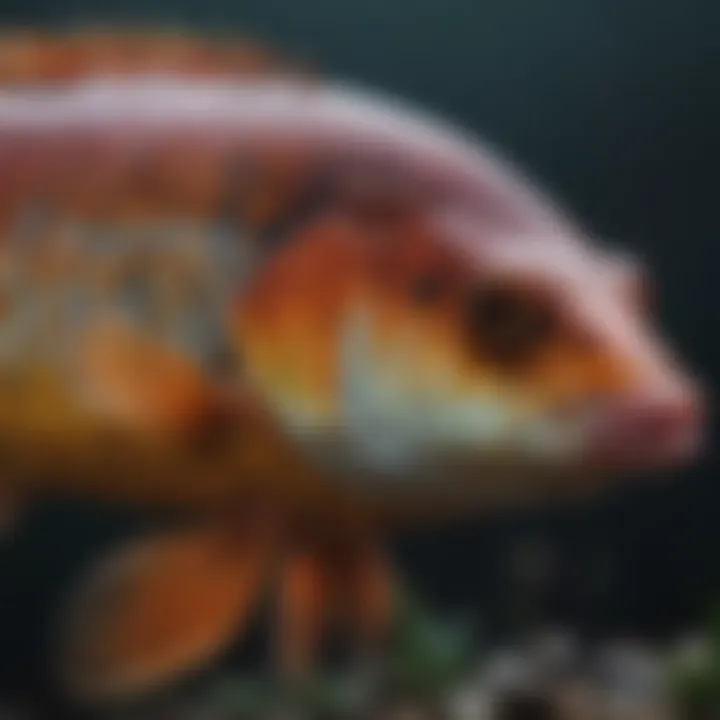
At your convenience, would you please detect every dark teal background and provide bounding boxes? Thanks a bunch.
[0,0,717,708]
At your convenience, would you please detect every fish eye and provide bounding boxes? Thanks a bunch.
[466,283,556,366]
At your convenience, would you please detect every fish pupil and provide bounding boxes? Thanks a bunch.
[466,284,554,366]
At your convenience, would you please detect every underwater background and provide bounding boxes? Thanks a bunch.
[0,0,717,714]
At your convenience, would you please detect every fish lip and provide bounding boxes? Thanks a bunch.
[578,397,705,474]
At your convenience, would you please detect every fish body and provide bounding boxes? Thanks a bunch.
[0,72,578,527]
[0,31,704,704]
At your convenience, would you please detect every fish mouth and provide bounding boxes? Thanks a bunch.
[581,388,706,473]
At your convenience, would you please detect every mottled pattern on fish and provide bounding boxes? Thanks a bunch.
[0,72,579,520]
[0,31,704,707]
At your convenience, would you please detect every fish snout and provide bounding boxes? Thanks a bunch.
[587,379,705,470]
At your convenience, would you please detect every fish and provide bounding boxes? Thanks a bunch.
[0,29,705,706]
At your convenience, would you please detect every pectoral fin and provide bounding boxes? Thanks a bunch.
[57,522,276,705]
[74,320,238,444]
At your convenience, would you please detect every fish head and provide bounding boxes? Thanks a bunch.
[332,206,705,495]
[238,194,704,502]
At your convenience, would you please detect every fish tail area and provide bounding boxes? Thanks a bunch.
[55,519,279,706]
[0,28,312,85]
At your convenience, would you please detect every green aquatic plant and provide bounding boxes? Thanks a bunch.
[383,585,479,698]
[201,584,481,718]
[666,605,720,717]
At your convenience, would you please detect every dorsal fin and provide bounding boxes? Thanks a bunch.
[0,29,325,237]
[0,28,311,86]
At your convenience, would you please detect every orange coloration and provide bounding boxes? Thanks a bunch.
[383,234,637,405]
[0,30,298,85]
[76,321,236,443]
[59,522,277,703]
[0,29,702,707]
[276,536,394,678]
[238,213,370,420]
[55,514,394,703]
[278,547,333,678]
